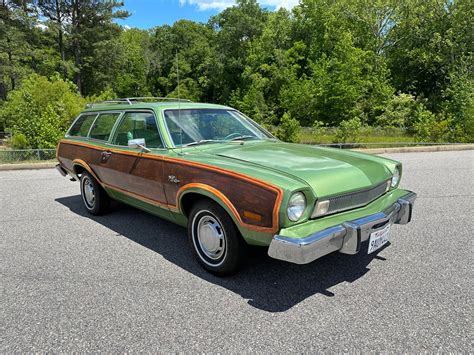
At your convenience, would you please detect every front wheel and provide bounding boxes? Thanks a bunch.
[80,171,110,215]
[188,200,244,276]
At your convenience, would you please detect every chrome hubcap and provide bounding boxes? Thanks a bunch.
[83,177,95,208]
[196,215,226,260]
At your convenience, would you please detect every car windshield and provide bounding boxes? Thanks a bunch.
[163,109,272,147]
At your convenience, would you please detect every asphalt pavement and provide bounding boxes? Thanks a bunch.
[0,150,473,352]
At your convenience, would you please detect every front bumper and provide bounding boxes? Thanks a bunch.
[268,191,417,264]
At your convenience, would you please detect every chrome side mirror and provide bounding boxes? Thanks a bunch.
[128,138,151,152]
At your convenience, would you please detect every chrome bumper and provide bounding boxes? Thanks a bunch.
[268,191,417,264]
[56,164,78,181]
[55,164,68,177]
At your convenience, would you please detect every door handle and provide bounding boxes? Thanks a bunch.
[101,151,112,162]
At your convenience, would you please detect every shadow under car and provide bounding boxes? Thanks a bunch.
[56,195,389,313]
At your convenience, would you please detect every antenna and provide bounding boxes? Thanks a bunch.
[177,50,183,155]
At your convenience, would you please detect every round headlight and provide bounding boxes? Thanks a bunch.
[391,167,400,188]
[287,192,306,222]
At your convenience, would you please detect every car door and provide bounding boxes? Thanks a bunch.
[103,110,169,210]
[86,111,122,181]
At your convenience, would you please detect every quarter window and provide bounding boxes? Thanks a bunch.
[68,114,97,137]
[89,113,121,141]
[112,112,163,148]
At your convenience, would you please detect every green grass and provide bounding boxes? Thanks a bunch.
[298,126,415,146]
[299,133,415,144]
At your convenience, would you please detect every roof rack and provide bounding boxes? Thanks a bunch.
[86,97,193,108]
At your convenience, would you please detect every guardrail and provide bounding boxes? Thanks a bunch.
[0,149,56,163]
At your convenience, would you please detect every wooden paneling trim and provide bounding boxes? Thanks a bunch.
[72,158,172,210]
[60,139,283,232]
[177,183,279,233]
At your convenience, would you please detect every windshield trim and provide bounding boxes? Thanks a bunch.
[161,108,273,148]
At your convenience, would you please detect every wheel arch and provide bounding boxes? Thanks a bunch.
[178,186,274,247]
[178,185,241,228]
[72,159,102,184]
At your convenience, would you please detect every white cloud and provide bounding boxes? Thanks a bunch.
[179,0,299,11]
[35,22,48,31]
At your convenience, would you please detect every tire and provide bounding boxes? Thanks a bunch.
[80,171,110,215]
[188,200,244,276]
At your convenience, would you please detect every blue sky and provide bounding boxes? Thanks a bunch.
[117,0,299,28]
[118,0,218,28]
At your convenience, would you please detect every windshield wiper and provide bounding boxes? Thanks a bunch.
[183,139,222,147]
[229,135,258,141]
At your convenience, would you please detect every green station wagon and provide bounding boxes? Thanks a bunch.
[56,97,417,275]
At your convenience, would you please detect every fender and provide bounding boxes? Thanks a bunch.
[177,183,279,233]
[72,159,102,184]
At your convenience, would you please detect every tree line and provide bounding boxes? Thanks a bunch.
[0,0,472,148]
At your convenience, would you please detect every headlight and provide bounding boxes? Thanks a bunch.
[287,192,306,222]
[311,200,330,218]
[391,167,401,188]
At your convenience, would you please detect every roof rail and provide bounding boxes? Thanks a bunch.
[86,97,193,108]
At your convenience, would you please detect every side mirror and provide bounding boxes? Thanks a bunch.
[128,138,146,148]
[128,138,151,152]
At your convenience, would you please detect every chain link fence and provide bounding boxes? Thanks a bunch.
[0,149,56,163]
[315,142,466,149]
[0,141,468,164]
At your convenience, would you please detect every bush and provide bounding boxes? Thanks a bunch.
[334,117,364,143]
[0,74,86,148]
[413,110,452,142]
[311,120,326,138]
[10,133,28,149]
[376,93,419,129]
[276,112,301,143]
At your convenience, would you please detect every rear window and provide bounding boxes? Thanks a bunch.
[89,112,121,141]
[68,114,97,137]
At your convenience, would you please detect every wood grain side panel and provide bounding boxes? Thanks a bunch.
[58,141,168,206]
[58,140,283,232]
[58,141,101,175]
[163,160,278,229]
[129,156,167,204]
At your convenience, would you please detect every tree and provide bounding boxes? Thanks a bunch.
[0,0,36,97]
[70,0,129,94]
[208,0,268,102]
[149,20,215,100]
[0,73,85,147]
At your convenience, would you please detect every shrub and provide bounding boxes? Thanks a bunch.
[334,117,364,143]
[376,93,419,129]
[10,133,28,149]
[0,74,86,148]
[312,120,326,137]
[413,110,452,142]
[276,112,301,143]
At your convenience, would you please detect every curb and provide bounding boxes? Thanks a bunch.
[0,162,57,171]
[353,144,474,155]
[0,144,472,171]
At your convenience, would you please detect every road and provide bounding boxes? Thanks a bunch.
[0,150,472,352]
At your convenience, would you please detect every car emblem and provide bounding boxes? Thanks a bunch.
[168,175,180,184]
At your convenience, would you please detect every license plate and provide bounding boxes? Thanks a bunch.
[368,224,391,254]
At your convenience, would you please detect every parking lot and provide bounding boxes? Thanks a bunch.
[0,150,472,352]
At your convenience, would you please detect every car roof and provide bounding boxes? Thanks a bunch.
[81,102,233,113]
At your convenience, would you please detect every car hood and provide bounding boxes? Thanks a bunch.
[211,141,393,197]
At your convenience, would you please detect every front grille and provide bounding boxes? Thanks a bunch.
[323,180,390,216]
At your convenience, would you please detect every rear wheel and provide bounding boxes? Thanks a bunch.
[188,200,244,276]
[80,171,110,215]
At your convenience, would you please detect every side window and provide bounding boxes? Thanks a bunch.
[112,112,164,148]
[89,112,121,141]
[68,114,97,137]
